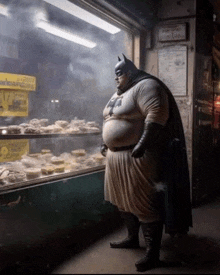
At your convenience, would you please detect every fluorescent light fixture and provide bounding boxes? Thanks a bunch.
[43,0,121,34]
[36,20,97,48]
[0,4,9,17]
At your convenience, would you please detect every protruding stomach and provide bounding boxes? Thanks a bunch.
[102,119,144,150]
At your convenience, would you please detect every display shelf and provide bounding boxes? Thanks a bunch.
[0,132,101,139]
[0,165,105,194]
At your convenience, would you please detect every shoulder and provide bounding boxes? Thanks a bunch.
[134,78,166,97]
[136,78,162,89]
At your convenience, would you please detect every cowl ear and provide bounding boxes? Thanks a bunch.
[122,53,128,61]
[118,56,121,61]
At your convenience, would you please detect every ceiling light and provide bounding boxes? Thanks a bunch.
[43,0,121,34]
[0,4,9,17]
[36,20,97,48]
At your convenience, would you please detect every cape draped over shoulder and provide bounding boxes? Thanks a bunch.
[126,70,192,234]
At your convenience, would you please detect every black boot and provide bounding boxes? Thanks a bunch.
[110,211,140,248]
[135,221,163,272]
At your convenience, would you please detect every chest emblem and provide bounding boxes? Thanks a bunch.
[107,96,123,116]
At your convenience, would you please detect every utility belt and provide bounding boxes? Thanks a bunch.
[110,144,136,152]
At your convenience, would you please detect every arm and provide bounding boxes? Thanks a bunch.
[131,122,163,158]
[131,79,169,158]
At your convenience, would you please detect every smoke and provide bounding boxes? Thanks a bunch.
[0,0,127,126]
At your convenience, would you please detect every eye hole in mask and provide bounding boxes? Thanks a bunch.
[115,70,124,77]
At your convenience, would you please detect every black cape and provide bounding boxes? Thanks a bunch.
[121,70,193,235]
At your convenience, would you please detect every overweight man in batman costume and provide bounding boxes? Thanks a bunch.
[101,54,192,272]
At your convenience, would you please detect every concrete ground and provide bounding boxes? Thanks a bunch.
[0,196,220,274]
[51,196,220,274]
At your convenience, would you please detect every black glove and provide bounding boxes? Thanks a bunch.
[100,143,108,157]
[131,122,163,158]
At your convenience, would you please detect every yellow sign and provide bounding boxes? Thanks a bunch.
[0,90,29,116]
[0,139,29,162]
[0,73,36,91]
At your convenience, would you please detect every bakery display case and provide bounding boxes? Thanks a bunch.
[0,131,105,191]
[0,72,105,191]
[0,113,105,191]
[0,0,140,264]
[0,0,131,192]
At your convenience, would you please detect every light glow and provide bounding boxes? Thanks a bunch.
[43,0,121,34]
[36,20,97,48]
[0,4,9,17]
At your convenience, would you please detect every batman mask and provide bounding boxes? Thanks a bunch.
[115,54,138,77]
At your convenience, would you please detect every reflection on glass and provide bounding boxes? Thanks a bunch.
[0,0,131,188]
[36,20,97,48]
[0,4,9,17]
[43,0,121,34]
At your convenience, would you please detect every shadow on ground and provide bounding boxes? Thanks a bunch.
[0,212,123,274]
[0,213,220,273]
[161,234,220,271]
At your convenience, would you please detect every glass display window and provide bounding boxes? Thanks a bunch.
[0,0,133,190]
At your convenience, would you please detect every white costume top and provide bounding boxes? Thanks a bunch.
[103,79,169,151]
[102,78,169,222]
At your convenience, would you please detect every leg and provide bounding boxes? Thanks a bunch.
[110,211,140,249]
[135,220,163,272]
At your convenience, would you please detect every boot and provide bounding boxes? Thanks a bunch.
[135,221,163,272]
[110,211,140,248]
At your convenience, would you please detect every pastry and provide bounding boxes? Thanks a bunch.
[55,120,69,128]
[25,168,41,179]
[54,165,65,173]
[51,156,65,165]
[7,171,26,183]
[41,149,51,154]
[27,153,41,158]
[19,123,30,128]
[21,157,40,167]
[29,118,41,127]
[8,125,22,134]
[54,125,63,133]
[66,127,81,134]
[41,166,55,175]
[39,119,49,127]
[71,149,86,157]
[93,153,105,165]
[40,126,54,133]
[0,168,9,184]
[24,127,41,134]
[87,126,100,133]
[40,153,53,162]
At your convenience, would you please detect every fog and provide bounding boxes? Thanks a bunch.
[0,0,127,126]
